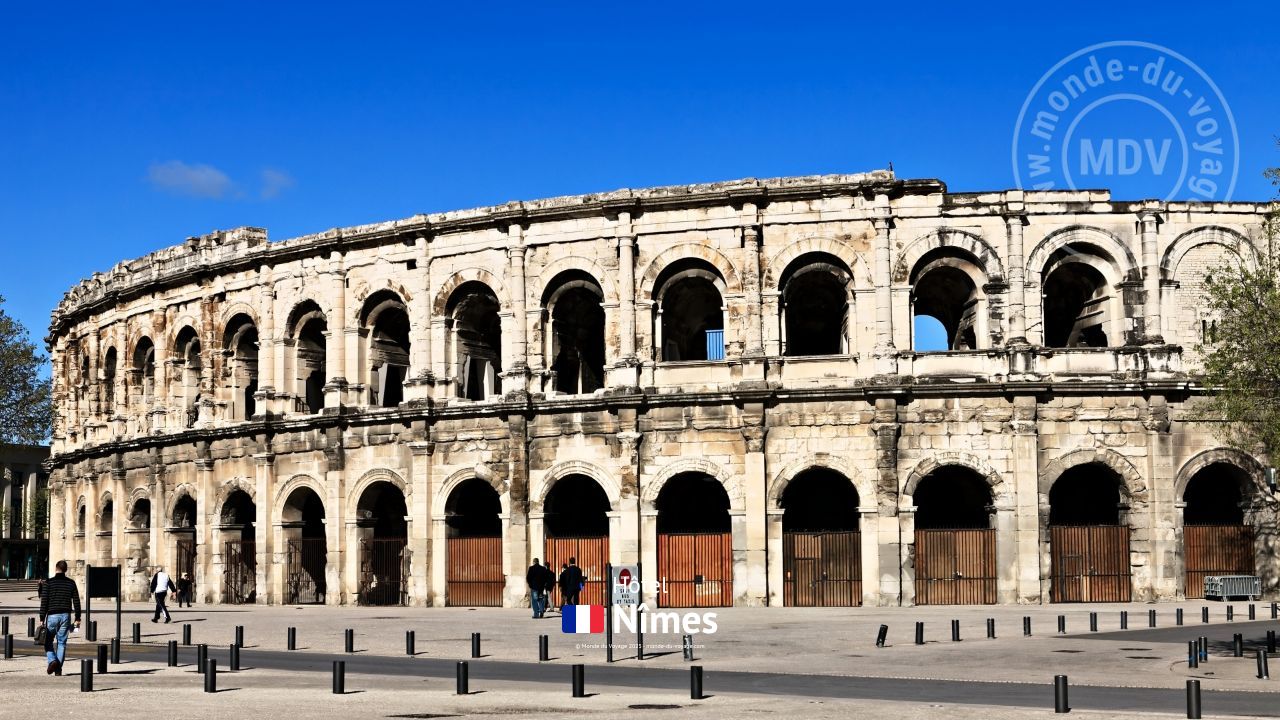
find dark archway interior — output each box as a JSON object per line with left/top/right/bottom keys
{"left": 1049, "top": 463, "right": 1123, "bottom": 525}
{"left": 657, "top": 472, "right": 731, "bottom": 533}
{"left": 133, "top": 338, "right": 156, "bottom": 398}
{"left": 129, "top": 499, "right": 150, "bottom": 530}
{"left": 358, "top": 483, "right": 408, "bottom": 539}
{"left": 781, "top": 469, "right": 859, "bottom": 532}
{"left": 285, "top": 487, "right": 327, "bottom": 538}
{"left": 544, "top": 474, "right": 610, "bottom": 537}
{"left": 550, "top": 284, "right": 606, "bottom": 394}
{"left": 225, "top": 316, "right": 259, "bottom": 420}
{"left": 445, "top": 478, "right": 501, "bottom": 538}
{"left": 297, "top": 313, "right": 328, "bottom": 414}
{"left": 913, "top": 466, "right": 993, "bottom": 529}
{"left": 913, "top": 264, "right": 978, "bottom": 351}
{"left": 1043, "top": 257, "right": 1110, "bottom": 348}
{"left": 102, "top": 347, "right": 117, "bottom": 408}
{"left": 99, "top": 500, "right": 114, "bottom": 533}
{"left": 1184, "top": 463, "right": 1248, "bottom": 525}
{"left": 450, "top": 282, "right": 503, "bottom": 401}
{"left": 221, "top": 490, "right": 257, "bottom": 542}
{"left": 172, "top": 495, "right": 196, "bottom": 529}
{"left": 783, "top": 260, "right": 850, "bottom": 356}
{"left": 367, "top": 298, "right": 411, "bottom": 408}
{"left": 660, "top": 275, "right": 724, "bottom": 362}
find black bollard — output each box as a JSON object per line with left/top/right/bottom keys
{"left": 132, "top": 622, "right": 141, "bottom": 644}
{"left": 3, "top": 634, "right": 12, "bottom": 660}
{"left": 287, "top": 627, "right": 296, "bottom": 651}
{"left": 1120, "top": 611, "right": 1128, "bottom": 630}
{"left": 1188, "top": 641, "right": 1198, "bottom": 669}
{"left": 539, "top": 634, "right": 549, "bottom": 662}
{"left": 915, "top": 622, "right": 924, "bottom": 646}
{"left": 1228, "top": 605, "right": 1234, "bottom": 622}
{"left": 472, "top": 632, "right": 481, "bottom": 658}
{"left": 27, "top": 617, "right": 35, "bottom": 638}
{"left": 1057, "top": 615, "right": 1066, "bottom": 634}
{"left": 80, "top": 659, "right": 94, "bottom": 692}
{"left": 1272, "top": 602, "right": 1278, "bottom": 620}
{"left": 875, "top": 624, "right": 888, "bottom": 648}
{"left": 234, "top": 625, "right": 244, "bottom": 648}
{"left": 1268, "top": 630, "right": 1277, "bottom": 654}
{"left": 1257, "top": 648, "right": 1270, "bottom": 680}
{"left": 951, "top": 619, "right": 960, "bottom": 642}
{"left": 1150, "top": 609, "right": 1157, "bottom": 628}
{"left": 1, "top": 616, "right": 6, "bottom": 636}
{"left": 96, "top": 643, "right": 108, "bottom": 674}
{"left": 1233, "top": 633, "right": 1244, "bottom": 657}
{"left": 682, "top": 634, "right": 694, "bottom": 661}
{"left": 182, "top": 624, "right": 192, "bottom": 645}
{"left": 1053, "top": 674, "right": 1069, "bottom": 713}
{"left": 333, "top": 660, "right": 345, "bottom": 694}
{"left": 406, "top": 630, "right": 415, "bottom": 656}
{"left": 1249, "top": 604, "right": 1256, "bottom": 621}
{"left": 1202, "top": 607, "right": 1209, "bottom": 624}
{"left": 691, "top": 665, "right": 704, "bottom": 700}
{"left": 456, "top": 661, "right": 469, "bottom": 695}
{"left": 87, "top": 620, "right": 97, "bottom": 642}
{"left": 571, "top": 664, "right": 585, "bottom": 698}
{"left": 167, "top": 640, "right": 178, "bottom": 667}
{"left": 1089, "top": 612, "right": 1098, "bottom": 632}
{"left": 229, "top": 644, "right": 240, "bottom": 672}
{"left": 197, "top": 644, "right": 208, "bottom": 674}
{"left": 1177, "top": 608, "right": 1184, "bottom": 626}
{"left": 1024, "top": 616, "right": 1032, "bottom": 636}
{"left": 1199, "top": 636, "right": 1208, "bottom": 662}
{"left": 1186, "top": 679, "right": 1201, "bottom": 719}
{"left": 344, "top": 629, "right": 354, "bottom": 653}
{"left": 987, "top": 618, "right": 996, "bottom": 639}
{"left": 204, "top": 659, "right": 217, "bottom": 693}
{"left": 111, "top": 637, "right": 120, "bottom": 664}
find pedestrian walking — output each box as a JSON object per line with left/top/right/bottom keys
{"left": 559, "top": 557, "right": 584, "bottom": 606}
{"left": 543, "top": 560, "right": 558, "bottom": 614}
{"left": 39, "top": 560, "right": 81, "bottom": 676}
{"left": 150, "top": 567, "right": 177, "bottom": 623}
{"left": 527, "top": 558, "right": 552, "bottom": 619}
{"left": 176, "top": 572, "right": 194, "bottom": 607}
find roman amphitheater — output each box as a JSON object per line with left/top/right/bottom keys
{"left": 44, "top": 171, "right": 1279, "bottom": 608}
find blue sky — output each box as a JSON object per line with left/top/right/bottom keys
{"left": 2, "top": 2, "right": 1277, "bottom": 352}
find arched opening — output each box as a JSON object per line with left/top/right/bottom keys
{"left": 102, "top": 347, "right": 117, "bottom": 415}
{"left": 445, "top": 478, "right": 504, "bottom": 606}
{"left": 911, "top": 466, "right": 997, "bottom": 605}
{"left": 1182, "top": 462, "right": 1256, "bottom": 598}
{"left": 543, "top": 474, "right": 610, "bottom": 606}
{"left": 172, "top": 326, "right": 203, "bottom": 428}
{"left": 288, "top": 302, "right": 328, "bottom": 414}
{"left": 361, "top": 292, "right": 411, "bottom": 408}
{"left": 543, "top": 272, "right": 606, "bottom": 395}
{"left": 223, "top": 315, "right": 259, "bottom": 421}
{"left": 170, "top": 494, "right": 197, "bottom": 592}
{"left": 97, "top": 498, "right": 114, "bottom": 563}
{"left": 447, "top": 282, "right": 502, "bottom": 401}
{"left": 780, "top": 469, "right": 861, "bottom": 606}
{"left": 356, "top": 482, "right": 408, "bottom": 606}
{"left": 1048, "top": 463, "right": 1131, "bottom": 602}
{"left": 780, "top": 254, "right": 852, "bottom": 356}
{"left": 282, "top": 487, "right": 327, "bottom": 604}
{"left": 912, "top": 252, "right": 983, "bottom": 351}
{"left": 1042, "top": 247, "right": 1117, "bottom": 348}
{"left": 218, "top": 489, "right": 257, "bottom": 604}
{"left": 655, "top": 259, "right": 725, "bottom": 362}
{"left": 656, "top": 472, "right": 732, "bottom": 607}
{"left": 128, "top": 499, "right": 151, "bottom": 530}
{"left": 125, "top": 498, "right": 151, "bottom": 597}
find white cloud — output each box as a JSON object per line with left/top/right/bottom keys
{"left": 147, "top": 160, "right": 235, "bottom": 199}
{"left": 260, "top": 168, "right": 295, "bottom": 199}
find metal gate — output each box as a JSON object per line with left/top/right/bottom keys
{"left": 285, "top": 538, "right": 327, "bottom": 605}
{"left": 446, "top": 537, "right": 504, "bottom": 607}
{"left": 783, "top": 531, "right": 862, "bottom": 607}
{"left": 1185, "top": 524, "right": 1255, "bottom": 598}
{"left": 175, "top": 536, "right": 196, "bottom": 581}
{"left": 222, "top": 540, "right": 256, "bottom": 604}
{"left": 915, "top": 528, "right": 997, "bottom": 605}
{"left": 657, "top": 532, "right": 732, "bottom": 608}
{"left": 544, "top": 536, "right": 608, "bottom": 606}
{"left": 359, "top": 538, "right": 408, "bottom": 606}
{"left": 1050, "top": 525, "right": 1131, "bottom": 603}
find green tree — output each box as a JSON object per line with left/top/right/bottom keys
{"left": 0, "top": 295, "right": 52, "bottom": 444}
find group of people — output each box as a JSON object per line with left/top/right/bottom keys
{"left": 526, "top": 557, "right": 586, "bottom": 619}
{"left": 148, "top": 568, "right": 195, "bottom": 622}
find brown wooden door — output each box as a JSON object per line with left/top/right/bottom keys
{"left": 1050, "top": 525, "right": 1131, "bottom": 602}
{"left": 1185, "top": 525, "right": 1255, "bottom": 598}
{"left": 360, "top": 538, "right": 408, "bottom": 606}
{"left": 657, "top": 532, "right": 732, "bottom": 607}
{"left": 783, "top": 531, "right": 862, "bottom": 607}
{"left": 222, "top": 540, "right": 256, "bottom": 604}
{"left": 915, "top": 529, "right": 996, "bottom": 605}
{"left": 446, "top": 536, "right": 504, "bottom": 606}
{"left": 544, "top": 536, "right": 608, "bottom": 606}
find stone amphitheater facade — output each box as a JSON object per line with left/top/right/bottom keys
{"left": 44, "top": 171, "right": 1279, "bottom": 607}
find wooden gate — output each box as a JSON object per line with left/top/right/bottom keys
{"left": 915, "top": 529, "right": 997, "bottom": 605}
{"left": 175, "top": 535, "right": 196, "bottom": 582}
{"left": 657, "top": 532, "right": 732, "bottom": 608}
{"left": 222, "top": 540, "right": 256, "bottom": 604}
{"left": 446, "top": 536, "right": 504, "bottom": 606}
{"left": 284, "top": 538, "right": 327, "bottom": 605}
{"left": 544, "top": 536, "right": 608, "bottom": 606}
{"left": 783, "top": 531, "right": 862, "bottom": 607}
{"left": 359, "top": 538, "right": 408, "bottom": 606}
{"left": 1185, "top": 525, "right": 1256, "bottom": 598}
{"left": 1050, "top": 525, "right": 1131, "bottom": 603}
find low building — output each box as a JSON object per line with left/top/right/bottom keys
{"left": 1, "top": 443, "right": 51, "bottom": 579}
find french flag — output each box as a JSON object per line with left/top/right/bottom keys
{"left": 561, "top": 605, "right": 605, "bottom": 634}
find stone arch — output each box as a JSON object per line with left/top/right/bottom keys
{"left": 893, "top": 228, "right": 1006, "bottom": 284}
{"left": 768, "top": 454, "right": 873, "bottom": 510}
{"left": 211, "top": 478, "right": 257, "bottom": 524}
{"left": 348, "top": 468, "right": 411, "bottom": 510}
{"left": 1038, "top": 448, "right": 1147, "bottom": 500}
{"left": 1160, "top": 225, "right": 1256, "bottom": 282}
{"left": 284, "top": 298, "right": 332, "bottom": 336}
{"left": 437, "top": 465, "right": 510, "bottom": 516}
{"left": 127, "top": 485, "right": 150, "bottom": 505}
{"left": 432, "top": 268, "right": 508, "bottom": 315}
{"left": 166, "top": 483, "right": 198, "bottom": 527}
{"left": 1174, "top": 447, "right": 1268, "bottom": 499}
{"left": 765, "top": 235, "right": 871, "bottom": 291}
{"left": 537, "top": 255, "right": 619, "bottom": 306}
{"left": 534, "top": 460, "right": 621, "bottom": 512}
{"left": 641, "top": 458, "right": 743, "bottom": 510}
{"left": 1026, "top": 225, "right": 1140, "bottom": 282}
{"left": 273, "top": 473, "right": 328, "bottom": 515}
{"left": 217, "top": 302, "right": 260, "bottom": 330}
{"left": 638, "top": 243, "right": 743, "bottom": 299}
{"left": 902, "top": 452, "right": 1012, "bottom": 507}
{"left": 350, "top": 278, "right": 413, "bottom": 327}
{"left": 168, "top": 318, "right": 202, "bottom": 355}
{"left": 97, "top": 490, "right": 114, "bottom": 527}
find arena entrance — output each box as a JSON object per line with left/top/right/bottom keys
{"left": 781, "top": 469, "right": 861, "bottom": 607}
{"left": 1049, "top": 464, "right": 1131, "bottom": 603}
{"left": 171, "top": 494, "right": 197, "bottom": 583}
{"left": 219, "top": 490, "right": 257, "bottom": 604}
{"left": 356, "top": 483, "right": 408, "bottom": 606}
{"left": 282, "top": 487, "right": 327, "bottom": 605}
{"left": 656, "top": 472, "right": 733, "bottom": 608}
{"left": 543, "top": 474, "right": 609, "bottom": 606}
{"left": 913, "top": 466, "right": 996, "bottom": 605}
{"left": 1183, "top": 462, "right": 1256, "bottom": 598}
{"left": 445, "top": 479, "right": 504, "bottom": 607}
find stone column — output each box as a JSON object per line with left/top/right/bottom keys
{"left": 872, "top": 400, "right": 901, "bottom": 604}
{"left": 1003, "top": 207, "right": 1028, "bottom": 344}
{"left": 742, "top": 219, "right": 764, "bottom": 357}
{"left": 408, "top": 441, "right": 434, "bottom": 606}
{"left": 742, "top": 422, "right": 767, "bottom": 605}
{"left": 505, "top": 226, "right": 529, "bottom": 392}
{"left": 323, "top": 441, "right": 347, "bottom": 606}
{"left": 1139, "top": 206, "right": 1164, "bottom": 343}
{"left": 256, "top": 269, "right": 277, "bottom": 413}
{"left": 1009, "top": 395, "right": 1042, "bottom": 602}
{"left": 84, "top": 474, "right": 99, "bottom": 569}
{"left": 325, "top": 253, "right": 348, "bottom": 409}
{"left": 194, "top": 459, "right": 214, "bottom": 602}
{"left": 994, "top": 503, "right": 1018, "bottom": 604}
{"left": 504, "top": 414, "right": 530, "bottom": 606}
{"left": 858, "top": 506, "right": 881, "bottom": 606}
{"left": 254, "top": 453, "right": 275, "bottom": 604}
{"left": 617, "top": 228, "right": 637, "bottom": 361}
{"left": 1144, "top": 395, "right": 1174, "bottom": 600}
{"left": 615, "top": 430, "right": 642, "bottom": 565}
{"left": 150, "top": 469, "right": 166, "bottom": 579}
{"left": 404, "top": 238, "right": 434, "bottom": 402}
{"left": 766, "top": 509, "right": 783, "bottom": 606}
{"left": 896, "top": 506, "right": 916, "bottom": 606}
{"left": 871, "top": 195, "right": 897, "bottom": 375}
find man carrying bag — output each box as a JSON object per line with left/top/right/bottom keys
{"left": 38, "top": 560, "right": 81, "bottom": 675}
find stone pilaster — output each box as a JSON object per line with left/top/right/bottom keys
{"left": 324, "top": 251, "right": 348, "bottom": 409}
{"left": 1009, "top": 395, "right": 1041, "bottom": 603}
{"left": 741, "top": 419, "right": 767, "bottom": 605}
{"left": 1139, "top": 205, "right": 1165, "bottom": 344}
{"left": 1003, "top": 204, "right": 1028, "bottom": 345}
{"left": 254, "top": 452, "right": 275, "bottom": 604}
{"left": 404, "top": 236, "right": 435, "bottom": 401}
{"left": 871, "top": 195, "right": 897, "bottom": 374}
{"left": 1144, "top": 394, "right": 1175, "bottom": 600}
{"left": 408, "top": 441, "right": 434, "bottom": 606}
{"left": 505, "top": 225, "right": 530, "bottom": 393}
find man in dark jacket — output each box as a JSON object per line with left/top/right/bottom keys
{"left": 150, "top": 567, "right": 178, "bottom": 623}
{"left": 558, "top": 557, "right": 585, "bottom": 606}
{"left": 39, "top": 560, "right": 81, "bottom": 676}
{"left": 526, "top": 558, "right": 552, "bottom": 619}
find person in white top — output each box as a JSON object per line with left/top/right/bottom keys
{"left": 150, "top": 567, "right": 178, "bottom": 623}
